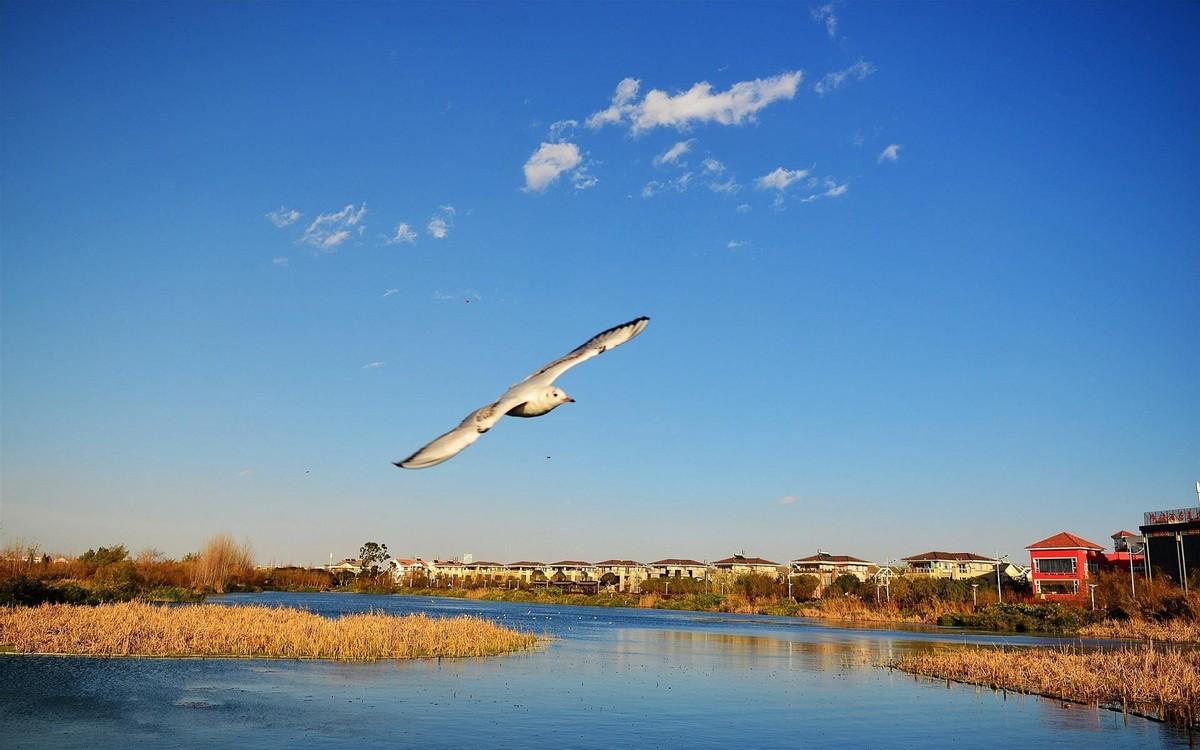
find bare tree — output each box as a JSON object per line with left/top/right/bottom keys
{"left": 192, "top": 534, "right": 254, "bottom": 593}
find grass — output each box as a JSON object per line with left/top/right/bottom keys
{"left": 1078, "top": 618, "right": 1200, "bottom": 643}
{"left": 894, "top": 645, "right": 1200, "bottom": 728}
{"left": 0, "top": 602, "right": 538, "bottom": 660}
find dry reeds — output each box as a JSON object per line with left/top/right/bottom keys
{"left": 192, "top": 534, "right": 254, "bottom": 593}
{"left": 895, "top": 645, "right": 1200, "bottom": 727}
{"left": 0, "top": 602, "right": 538, "bottom": 660}
{"left": 1079, "top": 618, "right": 1200, "bottom": 643}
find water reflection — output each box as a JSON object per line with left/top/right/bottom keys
{"left": 0, "top": 592, "right": 1190, "bottom": 750}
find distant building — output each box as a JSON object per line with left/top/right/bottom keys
{"left": 1026, "top": 532, "right": 1107, "bottom": 598}
{"left": 547, "top": 560, "right": 594, "bottom": 582}
{"left": 326, "top": 558, "right": 363, "bottom": 576}
{"left": 712, "top": 554, "right": 782, "bottom": 578}
{"left": 648, "top": 558, "right": 709, "bottom": 580}
{"left": 388, "top": 558, "right": 427, "bottom": 583}
{"left": 902, "top": 551, "right": 998, "bottom": 580}
{"left": 1139, "top": 506, "right": 1200, "bottom": 588}
{"left": 593, "top": 560, "right": 649, "bottom": 592}
{"left": 506, "top": 561, "right": 548, "bottom": 584}
{"left": 790, "top": 552, "right": 874, "bottom": 587}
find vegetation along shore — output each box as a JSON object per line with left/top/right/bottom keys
{"left": 894, "top": 645, "right": 1200, "bottom": 728}
{"left": 0, "top": 602, "right": 538, "bottom": 660}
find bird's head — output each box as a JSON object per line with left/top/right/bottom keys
{"left": 545, "top": 387, "right": 575, "bottom": 406}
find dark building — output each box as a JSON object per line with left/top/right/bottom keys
{"left": 1139, "top": 506, "right": 1200, "bottom": 589}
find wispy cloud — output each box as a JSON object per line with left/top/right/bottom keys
{"left": 878, "top": 143, "right": 902, "bottom": 163}
{"left": 382, "top": 288, "right": 399, "bottom": 298}
{"left": 813, "top": 60, "right": 875, "bottom": 96}
{"left": 427, "top": 206, "right": 455, "bottom": 239}
{"left": 266, "top": 207, "right": 302, "bottom": 228}
{"left": 727, "top": 239, "right": 750, "bottom": 250}
{"left": 548, "top": 119, "right": 578, "bottom": 140}
{"left": 587, "top": 71, "right": 803, "bottom": 134}
{"left": 708, "top": 177, "right": 741, "bottom": 195}
{"left": 302, "top": 203, "right": 367, "bottom": 250}
{"left": 755, "top": 167, "right": 811, "bottom": 191}
{"left": 642, "top": 172, "right": 694, "bottom": 198}
{"left": 362, "top": 361, "right": 385, "bottom": 370}
{"left": 387, "top": 222, "right": 418, "bottom": 245}
{"left": 800, "top": 177, "right": 850, "bottom": 202}
{"left": 238, "top": 468, "right": 254, "bottom": 477}
{"left": 778, "top": 494, "right": 799, "bottom": 506}
{"left": 811, "top": 3, "right": 838, "bottom": 37}
{"left": 736, "top": 203, "right": 752, "bottom": 213}
{"left": 653, "top": 139, "right": 696, "bottom": 167}
{"left": 522, "top": 141, "right": 587, "bottom": 192}
{"left": 433, "top": 289, "right": 482, "bottom": 303}
{"left": 272, "top": 256, "right": 289, "bottom": 267}
{"left": 701, "top": 158, "right": 726, "bottom": 175}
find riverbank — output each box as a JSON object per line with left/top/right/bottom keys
{"left": 894, "top": 645, "right": 1200, "bottom": 728}
{"left": 0, "top": 602, "right": 538, "bottom": 660}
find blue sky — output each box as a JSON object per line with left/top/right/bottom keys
{"left": 2, "top": 2, "right": 1197, "bottom": 567}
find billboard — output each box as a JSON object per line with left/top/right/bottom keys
{"left": 1143, "top": 507, "right": 1200, "bottom": 526}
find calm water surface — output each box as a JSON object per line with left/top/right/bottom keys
{"left": 0, "top": 592, "right": 1191, "bottom": 749}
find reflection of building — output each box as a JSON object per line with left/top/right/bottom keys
{"left": 901, "top": 551, "right": 998, "bottom": 579}
{"left": 712, "top": 554, "right": 782, "bottom": 578}
{"left": 1140, "top": 506, "right": 1200, "bottom": 588}
{"left": 790, "top": 552, "right": 874, "bottom": 587}
{"left": 1026, "top": 532, "right": 1106, "bottom": 598}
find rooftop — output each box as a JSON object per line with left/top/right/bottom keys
{"left": 649, "top": 558, "right": 706, "bottom": 566}
{"left": 902, "top": 551, "right": 995, "bottom": 562}
{"left": 713, "top": 555, "right": 779, "bottom": 566}
{"left": 792, "top": 553, "right": 871, "bottom": 564}
{"left": 1025, "top": 532, "right": 1105, "bottom": 551}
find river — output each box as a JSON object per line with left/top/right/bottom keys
{"left": 0, "top": 592, "right": 1189, "bottom": 748}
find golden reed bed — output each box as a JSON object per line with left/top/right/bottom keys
{"left": 1078, "top": 618, "right": 1200, "bottom": 643}
{"left": 895, "top": 645, "right": 1200, "bottom": 727}
{"left": 0, "top": 602, "right": 538, "bottom": 660}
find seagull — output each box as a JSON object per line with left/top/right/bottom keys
{"left": 395, "top": 316, "right": 650, "bottom": 469}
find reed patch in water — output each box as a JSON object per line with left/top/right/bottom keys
{"left": 894, "top": 645, "right": 1200, "bottom": 728}
{"left": 0, "top": 602, "right": 538, "bottom": 660}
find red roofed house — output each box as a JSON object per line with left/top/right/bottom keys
{"left": 1026, "top": 532, "right": 1106, "bottom": 599}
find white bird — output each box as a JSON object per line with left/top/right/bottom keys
{"left": 395, "top": 316, "right": 650, "bottom": 469}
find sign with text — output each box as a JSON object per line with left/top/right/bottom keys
{"left": 1143, "top": 507, "right": 1200, "bottom": 525}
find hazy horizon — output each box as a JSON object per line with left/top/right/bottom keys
{"left": 2, "top": 2, "right": 1197, "bottom": 570}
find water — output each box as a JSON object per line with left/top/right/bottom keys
{"left": 0, "top": 592, "right": 1190, "bottom": 748}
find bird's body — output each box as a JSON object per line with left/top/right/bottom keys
{"left": 395, "top": 316, "right": 649, "bottom": 469}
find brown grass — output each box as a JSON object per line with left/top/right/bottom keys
{"left": 1079, "top": 618, "right": 1200, "bottom": 643}
{"left": 0, "top": 602, "right": 538, "bottom": 660}
{"left": 894, "top": 645, "right": 1200, "bottom": 727}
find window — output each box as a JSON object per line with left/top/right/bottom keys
{"left": 1034, "top": 557, "right": 1076, "bottom": 574}
{"left": 1036, "top": 580, "right": 1078, "bottom": 595}
{"left": 958, "top": 564, "right": 968, "bottom": 573}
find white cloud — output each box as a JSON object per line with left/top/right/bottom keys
{"left": 587, "top": 71, "right": 803, "bottom": 134}
{"left": 382, "top": 288, "right": 399, "bottom": 298}
{"left": 813, "top": 60, "right": 875, "bottom": 96}
{"left": 778, "top": 494, "right": 799, "bottom": 506}
{"left": 701, "top": 157, "right": 725, "bottom": 175}
{"left": 433, "top": 289, "right": 482, "bottom": 303}
{"left": 585, "top": 77, "right": 641, "bottom": 129}
{"left": 387, "top": 222, "right": 417, "bottom": 244}
{"left": 238, "top": 468, "right": 254, "bottom": 477}
{"left": 727, "top": 239, "right": 750, "bottom": 250}
{"left": 653, "top": 139, "right": 696, "bottom": 167}
{"left": 272, "top": 256, "right": 289, "bottom": 267}
{"left": 266, "top": 207, "right": 302, "bottom": 228}
{"left": 427, "top": 206, "right": 455, "bottom": 239}
{"left": 811, "top": 4, "right": 837, "bottom": 37}
{"left": 800, "top": 177, "right": 850, "bottom": 202}
{"left": 302, "top": 203, "right": 367, "bottom": 250}
{"left": 362, "top": 362, "right": 385, "bottom": 370}
{"left": 878, "top": 143, "right": 902, "bottom": 163}
{"left": 755, "top": 167, "right": 811, "bottom": 191}
{"left": 522, "top": 141, "right": 583, "bottom": 192}
{"left": 736, "top": 203, "right": 752, "bottom": 213}
{"left": 824, "top": 180, "right": 848, "bottom": 197}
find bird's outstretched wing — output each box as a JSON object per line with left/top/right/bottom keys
{"left": 520, "top": 316, "right": 650, "bottom": 388}
{"left": 395, "top": 397, "right": 522, "bottom": 469}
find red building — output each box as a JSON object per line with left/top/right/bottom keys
{"left": 1025, "top": 532, "right": 1106, "bottom": 598}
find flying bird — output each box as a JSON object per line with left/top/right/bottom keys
{"left": 395, "top": 316, "right": 650, "bottom": 469}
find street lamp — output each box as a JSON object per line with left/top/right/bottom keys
{"left": 970, "top": 583, "right": 979, "bottom": 607}
{"left": 995, "top": 554, "right": 1009, "bottom": 604}
{"left": 1088, "top": 583, "right": 1098, "bottom": 611}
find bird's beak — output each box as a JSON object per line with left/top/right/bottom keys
{"left": 566, "top": 397, "right": 576, "bottom": 403}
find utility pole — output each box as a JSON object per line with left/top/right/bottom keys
{"left": 995, "top": 553, "right": 1008, "bottom": 604}
{"left": 971, "top": 583, "right": 979, "bottom": 607}
{"left": 1088, "top": 583, "right": 1098, "bottom": 611}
